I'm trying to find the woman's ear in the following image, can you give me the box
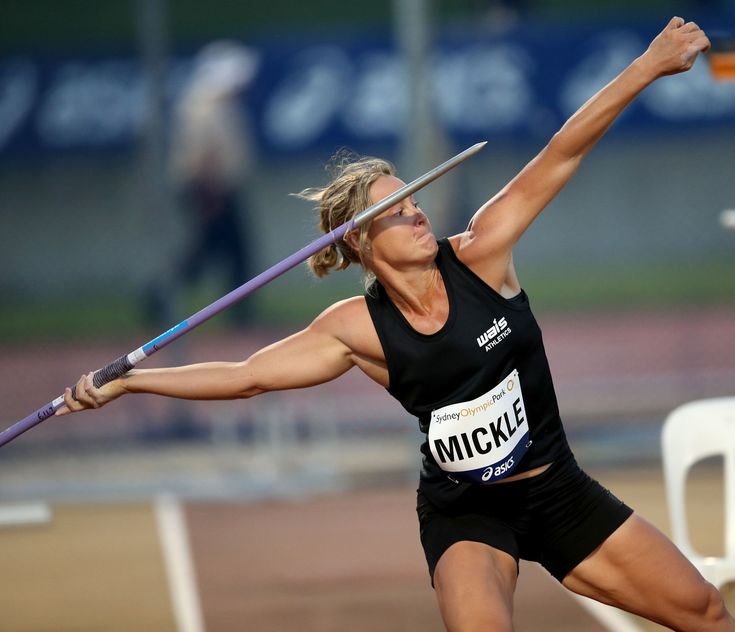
[344,229,360,253]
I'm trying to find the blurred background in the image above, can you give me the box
[1,1,734,630]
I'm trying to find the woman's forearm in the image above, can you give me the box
[551,15,710,161]
[120,362,259,400]
[549,57,656,161]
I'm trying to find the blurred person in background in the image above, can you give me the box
[61,18,734,632]
[149,40,259,326]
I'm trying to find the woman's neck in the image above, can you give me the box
[379,263,445,318]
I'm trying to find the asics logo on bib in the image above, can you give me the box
[476,317,511,351]
[482,456,514,481]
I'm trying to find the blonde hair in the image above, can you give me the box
[295,151,395,289]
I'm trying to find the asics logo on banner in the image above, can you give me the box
[476,317,511,351]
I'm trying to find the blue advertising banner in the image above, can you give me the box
[1,21,734,157]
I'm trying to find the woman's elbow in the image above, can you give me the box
[226,361,265,400]
[235,384,266,399]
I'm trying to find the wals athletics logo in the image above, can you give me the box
[476,317,511,352]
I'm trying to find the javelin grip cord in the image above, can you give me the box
[69,354,137,401]
[0,141,486,448]
[92,355,137,388]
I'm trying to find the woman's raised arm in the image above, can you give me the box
[456,17,710,265]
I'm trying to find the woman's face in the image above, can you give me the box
[362,175,437,268]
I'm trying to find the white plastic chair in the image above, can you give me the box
[568,593,644,632]
[661,397,735,590]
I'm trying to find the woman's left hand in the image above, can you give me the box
[55,371,126,416]
[641,17,711,78]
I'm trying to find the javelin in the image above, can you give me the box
[0,141,487,448]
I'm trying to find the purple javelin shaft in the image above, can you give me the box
[0,141,486,448]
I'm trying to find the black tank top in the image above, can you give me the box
[365,238,573,505]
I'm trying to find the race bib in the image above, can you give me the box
[428,369,531,483]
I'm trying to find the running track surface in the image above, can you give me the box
[1,463,732,631]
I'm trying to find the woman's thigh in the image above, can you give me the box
[434,541,518,632]
[562,513,731,631]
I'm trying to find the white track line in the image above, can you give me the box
[155,494,205,632]
[0,502,52,528]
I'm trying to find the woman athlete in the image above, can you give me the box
[59,17,734,632]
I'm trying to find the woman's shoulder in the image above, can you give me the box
[313,296,385,362]
[311,296,371,335]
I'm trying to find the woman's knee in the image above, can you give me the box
[672,578,730,631]
[692,581,729,627]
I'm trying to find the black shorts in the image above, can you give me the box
[416,455,633,583]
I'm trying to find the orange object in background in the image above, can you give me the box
[709,51,735,80]
[709,36,735,81]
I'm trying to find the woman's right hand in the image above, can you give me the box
[641,16,711,78]
[55,371,127,416]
